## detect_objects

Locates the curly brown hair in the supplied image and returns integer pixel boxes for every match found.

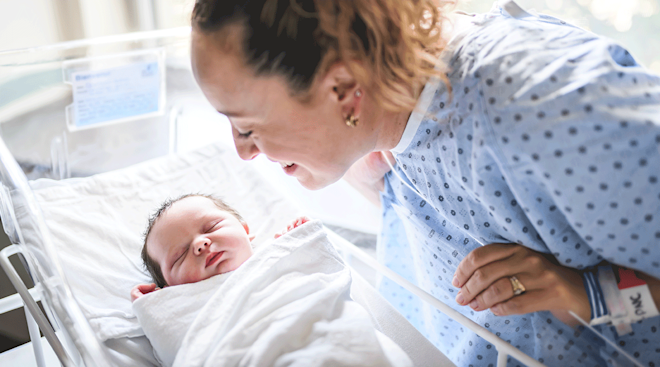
[141,194,245,288]
[192,0,453,112]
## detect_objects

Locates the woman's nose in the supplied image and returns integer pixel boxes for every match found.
[233,135,260,161]
[235,140,260,160]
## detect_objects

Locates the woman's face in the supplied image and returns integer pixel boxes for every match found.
[191,27,379,190]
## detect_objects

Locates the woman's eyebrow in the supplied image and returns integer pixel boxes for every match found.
[217,109,244,117]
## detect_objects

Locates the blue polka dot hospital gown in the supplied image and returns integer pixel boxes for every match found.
[377,3,660,366]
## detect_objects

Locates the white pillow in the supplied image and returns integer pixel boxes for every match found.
[28,142,304,341]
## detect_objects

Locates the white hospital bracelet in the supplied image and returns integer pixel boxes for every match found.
[596,265,632,334]
[616,267,660,321]
[592,265,660,336]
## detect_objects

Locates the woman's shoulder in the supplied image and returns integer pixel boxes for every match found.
[447,8,607,80]
[442,5,656,131]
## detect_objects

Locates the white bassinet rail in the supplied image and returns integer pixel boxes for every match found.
[329,231,544,367]
[0,245,74,367]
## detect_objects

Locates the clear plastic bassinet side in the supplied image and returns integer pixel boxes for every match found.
[0,27,196,181]
[0,138,95,366]
[0,27,197,366]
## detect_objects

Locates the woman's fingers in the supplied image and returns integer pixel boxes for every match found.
[490,290,558,316]
[452,244,590,324]
[465,276,514,311]
[467,274,536,311]
[455,255,529,306]
[454,244,550,308]
[453,243,519,288]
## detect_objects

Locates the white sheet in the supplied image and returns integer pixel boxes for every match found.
[28,142,303,342]
[133,220,412,367]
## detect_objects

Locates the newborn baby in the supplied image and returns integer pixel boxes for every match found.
[130,194,411,367]
[131,193,308,301]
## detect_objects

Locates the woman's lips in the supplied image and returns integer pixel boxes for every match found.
[206,251,224,268]
[283,163,297,176]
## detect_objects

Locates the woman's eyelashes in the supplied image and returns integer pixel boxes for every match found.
[237,130,253,138]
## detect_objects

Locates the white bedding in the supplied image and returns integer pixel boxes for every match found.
[26,142,303,364]
[133,220,412,367]
[23,141,452,366]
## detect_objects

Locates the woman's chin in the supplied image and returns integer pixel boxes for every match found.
[297,174,339,191]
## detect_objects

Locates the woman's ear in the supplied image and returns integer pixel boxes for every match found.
[320,62,363,119]
[328,65,356,100]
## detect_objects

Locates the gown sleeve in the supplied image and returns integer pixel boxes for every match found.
[472,16,660,278]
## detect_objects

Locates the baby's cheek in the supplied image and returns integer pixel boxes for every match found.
[219,248,252,274]
[178,268,206,285]
[235,243,254,267]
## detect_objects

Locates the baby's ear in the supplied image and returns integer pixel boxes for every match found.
[242,222,255,241]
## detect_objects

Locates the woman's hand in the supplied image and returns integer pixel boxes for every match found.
[452,244,590,327]
[130,283,160,302]
[274,216,311,238]
[343,151,395,207]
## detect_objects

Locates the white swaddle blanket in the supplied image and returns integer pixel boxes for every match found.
[132,220,412,367]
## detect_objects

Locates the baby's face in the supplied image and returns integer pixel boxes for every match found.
[147,196,253,286]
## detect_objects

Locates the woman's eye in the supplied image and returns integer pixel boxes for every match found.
[238,130,253,138]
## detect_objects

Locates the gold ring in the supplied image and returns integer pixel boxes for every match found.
[509,276,526,296]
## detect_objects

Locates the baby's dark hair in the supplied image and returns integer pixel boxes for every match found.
[141,194,245,288]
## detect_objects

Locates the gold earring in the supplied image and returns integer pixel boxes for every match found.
[345,114,359,127]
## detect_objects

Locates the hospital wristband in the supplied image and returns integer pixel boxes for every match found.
[581,267,609,324]
[616,267,660,322]
[581,265,659,336]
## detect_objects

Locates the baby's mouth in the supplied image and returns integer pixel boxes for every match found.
[205,251,224,268]
[279,161,295,168]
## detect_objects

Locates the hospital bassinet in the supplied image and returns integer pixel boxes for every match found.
[0,27,545,367]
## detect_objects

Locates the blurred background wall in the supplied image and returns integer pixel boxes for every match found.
[0,0,658,71]
[0,0,194,51]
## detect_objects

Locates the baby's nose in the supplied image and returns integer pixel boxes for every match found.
[196,241,209,254]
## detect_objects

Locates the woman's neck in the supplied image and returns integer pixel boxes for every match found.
[373,109,413,152]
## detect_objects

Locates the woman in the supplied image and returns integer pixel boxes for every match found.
[189,0,660,365]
